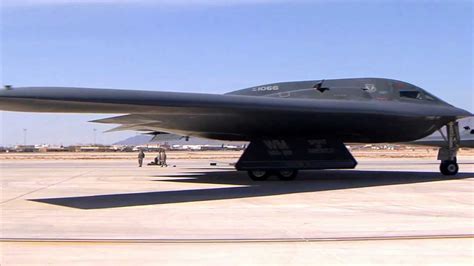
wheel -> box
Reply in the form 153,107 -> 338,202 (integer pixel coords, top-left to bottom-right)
276,169 -> 298,181
440,160 -> 459,176
248,170 -> 269,181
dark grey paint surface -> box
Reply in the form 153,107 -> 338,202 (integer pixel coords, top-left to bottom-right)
0,78 -> 471,143
409,117 -> 474,148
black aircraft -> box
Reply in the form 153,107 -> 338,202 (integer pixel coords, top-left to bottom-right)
0,78 -> 471,180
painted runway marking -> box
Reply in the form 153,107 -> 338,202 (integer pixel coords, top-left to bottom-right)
1,234 -> 472,244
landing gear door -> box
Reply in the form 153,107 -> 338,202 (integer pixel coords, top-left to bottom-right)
235,138 -> 357,171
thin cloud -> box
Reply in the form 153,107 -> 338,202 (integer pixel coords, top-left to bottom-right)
2,0 -> 294,7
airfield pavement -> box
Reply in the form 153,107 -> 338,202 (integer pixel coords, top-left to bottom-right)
1,150 -> 473,265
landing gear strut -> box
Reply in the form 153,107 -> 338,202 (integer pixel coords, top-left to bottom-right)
438,122 -> 460,176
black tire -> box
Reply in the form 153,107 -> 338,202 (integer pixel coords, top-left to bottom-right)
248,170 -> 269,181
276,169 -> 298,181
440,160 -> 459,176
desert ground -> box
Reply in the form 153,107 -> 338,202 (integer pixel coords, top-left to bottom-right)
1,149 -> 473,265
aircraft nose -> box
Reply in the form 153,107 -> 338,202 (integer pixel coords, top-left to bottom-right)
457,108 -> 473,118
448,105 -> 473,119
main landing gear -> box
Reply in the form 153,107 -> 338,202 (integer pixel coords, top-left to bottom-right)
438,121 -> 460,176
248,169 -> 299,181
238,138 -> 357,181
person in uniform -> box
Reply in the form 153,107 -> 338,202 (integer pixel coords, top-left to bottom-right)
161,149 -> 168,167
138,150 -> 145,167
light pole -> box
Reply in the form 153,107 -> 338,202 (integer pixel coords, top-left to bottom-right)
23,129 -> 27,145
93,128 -> 97,145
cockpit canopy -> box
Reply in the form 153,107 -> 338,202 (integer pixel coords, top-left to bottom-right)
228,78 -> 448,106
392,80 -> 443,103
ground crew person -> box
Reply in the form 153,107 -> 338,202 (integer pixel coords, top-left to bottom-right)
138,150 -> 145,167
159,148 -> 168,167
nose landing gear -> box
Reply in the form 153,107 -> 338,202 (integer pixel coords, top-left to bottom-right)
438,122 -> 460,176
440,160 -> 459,176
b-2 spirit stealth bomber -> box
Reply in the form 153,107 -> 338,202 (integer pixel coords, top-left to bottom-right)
0,78 -> 471,180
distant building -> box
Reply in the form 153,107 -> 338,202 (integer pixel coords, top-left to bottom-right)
78,145 -> 118,152
14,145 -> 37,152
132,144 -> 165,152
35,145 -> 67,152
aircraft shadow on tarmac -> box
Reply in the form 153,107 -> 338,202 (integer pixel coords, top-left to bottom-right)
30,170 -> 473,210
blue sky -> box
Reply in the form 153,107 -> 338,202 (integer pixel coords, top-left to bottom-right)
1,0 -> 472,146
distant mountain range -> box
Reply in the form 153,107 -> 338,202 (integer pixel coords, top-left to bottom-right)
114,135 -> 247,146
114,135 -> 153,146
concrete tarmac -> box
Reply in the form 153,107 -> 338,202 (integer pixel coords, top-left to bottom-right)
1,156 -> 473,265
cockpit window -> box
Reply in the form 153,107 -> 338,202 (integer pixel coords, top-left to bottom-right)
424,94 -> 435,101
394,81 -> 443,104
399,90 -> 422,100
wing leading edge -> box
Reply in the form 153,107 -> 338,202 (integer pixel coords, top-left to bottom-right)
0,86 -> 471,142
0,86 -> 468,116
